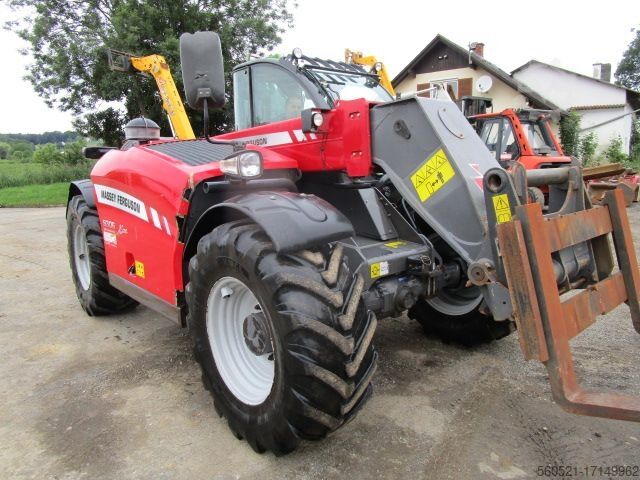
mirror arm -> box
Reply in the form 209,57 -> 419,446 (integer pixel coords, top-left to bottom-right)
201,98 -> 241,149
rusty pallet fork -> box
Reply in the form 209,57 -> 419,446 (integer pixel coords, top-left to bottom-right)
498,186 -> 640,421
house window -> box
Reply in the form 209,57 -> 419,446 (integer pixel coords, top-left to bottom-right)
417,83 -> 431,98
417,77 -> 472,100
430,78 -> 458,99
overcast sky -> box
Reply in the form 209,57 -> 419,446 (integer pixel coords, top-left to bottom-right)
0,0 -> 638,134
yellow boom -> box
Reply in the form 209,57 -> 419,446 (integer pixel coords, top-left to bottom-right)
108,50 -> 195,140
344,49 -> 395,98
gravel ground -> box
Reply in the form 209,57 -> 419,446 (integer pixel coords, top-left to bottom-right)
1,205 -> 639,480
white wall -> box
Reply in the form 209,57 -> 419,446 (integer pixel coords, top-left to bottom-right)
395,67 -> 529,112
579,105 -> 634,156
514,63 -> 633,154
513,63 -> 626,108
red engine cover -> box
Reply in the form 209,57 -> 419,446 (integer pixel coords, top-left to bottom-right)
91,99 -> 373,306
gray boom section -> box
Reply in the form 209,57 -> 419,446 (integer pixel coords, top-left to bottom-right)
370,97 -> 502,264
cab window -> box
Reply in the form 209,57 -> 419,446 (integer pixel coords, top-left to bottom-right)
521,120 -> 558,155
478,118 -> 519,163
250,63 -> 316,126
500,121 -> 519,161
233,68 -> 251,130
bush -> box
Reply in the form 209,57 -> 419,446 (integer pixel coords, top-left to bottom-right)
9,141 -> 34,161
62,139 -> 87,165
560,111 -> 581,156
0,142 -> 10,160
630,119 -> 640,168
604,135 -> 628,164
579,132 -> 598,166
33,143 -> 65,165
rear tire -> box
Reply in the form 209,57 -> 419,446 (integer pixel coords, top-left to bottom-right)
408,294 -> 512,346
186,220 -> 377,455
67,195 -> 137,316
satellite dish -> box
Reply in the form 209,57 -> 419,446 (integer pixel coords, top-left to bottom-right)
475,75 -> 493,93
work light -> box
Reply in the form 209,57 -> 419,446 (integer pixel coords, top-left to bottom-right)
219,151 -> 263,179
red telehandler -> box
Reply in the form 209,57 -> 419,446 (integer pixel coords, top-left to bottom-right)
67,32 -> 640,454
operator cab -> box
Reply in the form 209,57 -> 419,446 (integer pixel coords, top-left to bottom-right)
473,109 -> 561,166
232,51 -> 393,130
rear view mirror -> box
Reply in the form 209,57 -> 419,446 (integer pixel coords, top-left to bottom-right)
180,31 -> 225,110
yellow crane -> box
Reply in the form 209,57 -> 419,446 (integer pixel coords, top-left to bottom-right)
108,50 -> 195,140
344,49 -> 395,98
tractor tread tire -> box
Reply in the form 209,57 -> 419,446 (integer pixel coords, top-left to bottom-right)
408,299 -> 512,347
186,220 -> 377,455
67,195 -> 137,316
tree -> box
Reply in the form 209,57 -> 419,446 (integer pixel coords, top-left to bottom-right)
615,27 -> 640,90
7,0 -> 294,144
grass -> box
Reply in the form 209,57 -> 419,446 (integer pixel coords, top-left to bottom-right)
0,182 -> 69,207
0,160 -> 91,189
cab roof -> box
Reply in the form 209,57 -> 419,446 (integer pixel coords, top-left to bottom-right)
234,54 -> 371,77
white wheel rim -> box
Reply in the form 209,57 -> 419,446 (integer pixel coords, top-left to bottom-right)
73,224 -> 91,290
206,276 -> 275,405
427,288 -> 483,316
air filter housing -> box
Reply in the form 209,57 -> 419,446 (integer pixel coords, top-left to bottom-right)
124,117 -> 160,141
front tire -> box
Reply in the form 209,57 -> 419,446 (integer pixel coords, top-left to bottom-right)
186,220 -> 377,455
66,195 -> 137,315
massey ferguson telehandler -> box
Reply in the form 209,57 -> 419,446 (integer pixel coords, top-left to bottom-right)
66,32 -> 640,454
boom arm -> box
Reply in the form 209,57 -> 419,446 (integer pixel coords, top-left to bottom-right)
108,50 -> 195,140
345,49 -> 395,98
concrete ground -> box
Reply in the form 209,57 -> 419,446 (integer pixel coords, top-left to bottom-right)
1,206 -> 639,480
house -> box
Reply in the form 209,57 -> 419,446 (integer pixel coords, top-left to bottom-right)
392,34 -> 559,113
512,60 -> 640,155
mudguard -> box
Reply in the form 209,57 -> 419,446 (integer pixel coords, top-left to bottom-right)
67,179 -> 95,213
189,191 -> 354,253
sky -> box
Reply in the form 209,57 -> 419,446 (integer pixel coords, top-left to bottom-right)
0,0 -> 638,134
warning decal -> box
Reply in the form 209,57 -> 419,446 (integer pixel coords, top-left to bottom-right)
384,241 -> 406,249
492,194 -> 512,223
410,149 -> 456,202
370,261 -> 390,279
135,260 -> 145,279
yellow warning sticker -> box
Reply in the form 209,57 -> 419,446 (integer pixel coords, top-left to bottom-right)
410,148 -> 456,202
492,194 -> 512,223
384,241 -> 407,249
370,261 -> 390,279
135,260 -> 145,279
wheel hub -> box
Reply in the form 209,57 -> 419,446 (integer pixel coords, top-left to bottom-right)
243,311 -> 273,356
206,276 -> 275,405
73,223 -> 91,290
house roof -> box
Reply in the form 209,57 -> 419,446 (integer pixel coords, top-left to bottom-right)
569,104 -> 626,111
512,60 -> 640,110
391,34 -> 561,111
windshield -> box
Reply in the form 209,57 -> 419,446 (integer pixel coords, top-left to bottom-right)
307,69 -> 393,104
521,120 -> 559,155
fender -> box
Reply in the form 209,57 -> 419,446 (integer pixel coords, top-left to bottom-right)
67,179 -> 95,214
185,190 -> 354,256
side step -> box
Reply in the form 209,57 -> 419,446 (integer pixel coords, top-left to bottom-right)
497,188 -> 640,422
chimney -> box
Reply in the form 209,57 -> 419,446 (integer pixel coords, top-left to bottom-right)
593,63 -> 611,82
471,42 -> 485,57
